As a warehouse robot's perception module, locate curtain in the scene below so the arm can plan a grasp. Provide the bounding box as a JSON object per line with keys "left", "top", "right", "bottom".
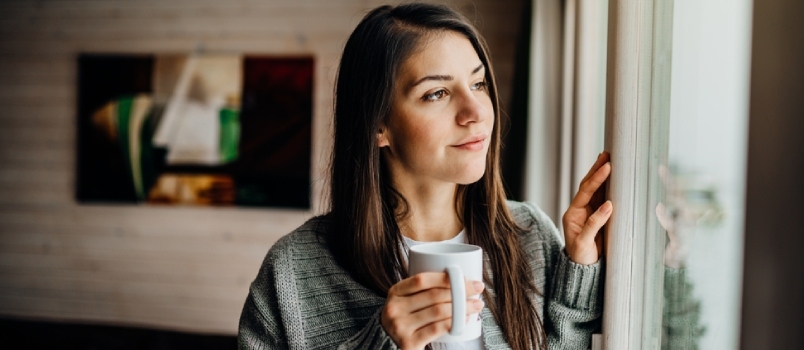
{"left": 523, "top": 0, "right": 607, "bottom": 227}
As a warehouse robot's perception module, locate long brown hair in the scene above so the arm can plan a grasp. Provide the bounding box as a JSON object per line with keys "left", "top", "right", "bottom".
{"left": 327, "top": 4, "right": 546, "bottom": 349}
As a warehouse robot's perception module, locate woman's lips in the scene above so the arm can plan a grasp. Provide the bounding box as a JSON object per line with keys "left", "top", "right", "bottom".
{"left": 452, "top": 137, "right": 486, "bottom": 151}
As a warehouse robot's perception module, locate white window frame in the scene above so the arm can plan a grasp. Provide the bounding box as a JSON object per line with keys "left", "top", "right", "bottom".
{"left": 527, "top": 1, "right": 675, "bottom": 348}
{"left": 601, "top": 0, "right": 674, "bottom": 348}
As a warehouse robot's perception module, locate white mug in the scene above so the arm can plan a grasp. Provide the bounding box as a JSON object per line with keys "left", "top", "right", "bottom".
{"left": 408, "top": 243, "right": 483, "bottom": 342}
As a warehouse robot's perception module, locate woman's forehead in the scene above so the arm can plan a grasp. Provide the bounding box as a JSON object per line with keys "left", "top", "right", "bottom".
{"left": 397, "top": 31, "right": 484, "bottom": 85}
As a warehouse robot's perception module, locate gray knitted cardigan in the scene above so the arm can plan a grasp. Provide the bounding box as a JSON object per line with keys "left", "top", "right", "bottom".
{"left": 238, "top": 201, "right": 603, "bottom": 349}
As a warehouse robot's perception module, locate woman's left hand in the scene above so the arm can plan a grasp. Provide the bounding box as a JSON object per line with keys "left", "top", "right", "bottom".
{"left": 562, "top": 152, "right": 613, "bottom": 265}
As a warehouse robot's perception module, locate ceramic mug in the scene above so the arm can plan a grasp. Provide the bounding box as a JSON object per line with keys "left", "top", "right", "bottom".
{"left": 408, "top": 243, "right": 483, "bottom": 342}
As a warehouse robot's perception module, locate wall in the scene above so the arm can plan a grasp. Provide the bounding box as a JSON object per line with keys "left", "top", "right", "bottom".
{"left": 741, "top": 0, "right": 804, "bottom": 348}
{"left": 0, "top": 0, "right": 525, "bottom": 335}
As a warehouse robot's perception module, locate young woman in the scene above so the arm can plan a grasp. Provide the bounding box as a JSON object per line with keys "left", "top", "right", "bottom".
{"left": 238, "top": 3, "right": 613, "bottom": 350}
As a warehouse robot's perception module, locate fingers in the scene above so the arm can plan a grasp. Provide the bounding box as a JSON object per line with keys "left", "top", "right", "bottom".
{"left": 390, "top": 273, "right": 485, "bottom": 298}
{"left": 401, "top": 318, "right": 450, "bottom": 349}
{"left": 568, "top": 200, "right": 611, "bottom": 264}
{"left": 594, "top": 226, "right": 604, "bottom": 257}
{"left": 390, "top": 272, "right": 450, "bottom": 297}
{"left": 579, "top": 200, "right": 613, "bottom": 243}
{"left": 412, "top": 302, "right": 482, "bottom": 346}
{"left": 404, "top": 280, "right": 484, "bottom": 313}
{"left": 467, "top": 280, "right": 485, "bottom": 297}
{"left": 384, "top": 273, "right": 486, "bottom": 348}
{"left": 384, "top": 297, "right": 484, "bottom": 349}
{"left": 571, "top": 161, "right": 611, "bottom": 209}
{"left": 408, "top": 298, "right": 484, "bottom": 332}
{"left": 580, "top": 151, "right": 610, "bottom": 186}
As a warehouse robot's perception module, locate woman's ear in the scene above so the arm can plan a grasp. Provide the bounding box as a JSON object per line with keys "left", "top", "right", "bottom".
{"left": 377, "top": 125, "right": 390, "bottom": 148}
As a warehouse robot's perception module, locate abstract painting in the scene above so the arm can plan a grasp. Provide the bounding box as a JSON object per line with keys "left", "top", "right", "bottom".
{"left": 76, "top": 54, "right": 313, "bottom": 208}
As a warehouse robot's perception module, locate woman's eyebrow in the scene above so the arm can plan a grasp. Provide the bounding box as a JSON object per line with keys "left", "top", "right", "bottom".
{"left": 406, "top": 63, "right": 486, "bottom": 92}
{"left": 408, "top": 74, "right": 453, "bottom": 92}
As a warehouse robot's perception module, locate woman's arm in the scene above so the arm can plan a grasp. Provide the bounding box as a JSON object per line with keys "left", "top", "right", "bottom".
{"left": 546, "top": 249, "right": 604, "bottom": 349}
{"left": 380, "top": 273, "right": 485, "bottom": 350}
{"left": 517, "top": 153, "right": 611, "bottom": 348}
{"left": 519, "top": 201, "right": 604, "bottom": 350}
{"left": 238, "top": 289, "right": 288, "bottom": 349}
{"left": 336, "top": 310, "right": 400, "bottom": 350}
{"left": 238, "top": 285, "right": 402, "bottom": 350}
{"left": 239, "top": 228, "right": 470, "bottom": 350}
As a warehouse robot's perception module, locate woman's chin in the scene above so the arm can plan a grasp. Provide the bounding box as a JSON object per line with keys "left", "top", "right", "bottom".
{"left": 453, "top": 167, "right": 487, "bottom": 185}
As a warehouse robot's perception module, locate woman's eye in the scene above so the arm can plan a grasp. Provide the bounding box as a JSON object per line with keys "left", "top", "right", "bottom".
{"left": 471, "top": 81, "right": 487, "bottom": 91}
{"left": 423, "top": 89, "right": 447, "bottom": 101}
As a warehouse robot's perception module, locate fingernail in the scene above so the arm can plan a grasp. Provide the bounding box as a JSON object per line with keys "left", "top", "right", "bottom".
{"left": 476, "top": 299, "right": 485, "bottom": 309}
{"left": 602, "top": 201, "right": 612, "bottom": 214}
{"left": 472, "top": 281, "right": 485, "bottom": 292}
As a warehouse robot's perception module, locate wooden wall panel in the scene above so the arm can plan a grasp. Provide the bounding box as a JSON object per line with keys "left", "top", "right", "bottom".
{"left": 0, "top": 0, "right": 525, "bottom": 335}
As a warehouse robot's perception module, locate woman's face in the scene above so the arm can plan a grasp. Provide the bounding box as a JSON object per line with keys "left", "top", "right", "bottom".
{"left": 379, "top": 31, "right": 495, "bottom": 187}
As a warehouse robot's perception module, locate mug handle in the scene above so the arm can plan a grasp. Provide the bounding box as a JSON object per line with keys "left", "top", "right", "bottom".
{"left": 445, "top": 264, "right": 466, "bottom": 336}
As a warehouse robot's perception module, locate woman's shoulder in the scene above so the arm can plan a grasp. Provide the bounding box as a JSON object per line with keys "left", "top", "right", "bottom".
{"left": 505, "top": 200, "right": 564, "bottom": 247}
{"left": 505, "top": 200, "right": 558, "bottom": 230}
{"left": 260, "top": 215, "right": 333, "bottom": 270}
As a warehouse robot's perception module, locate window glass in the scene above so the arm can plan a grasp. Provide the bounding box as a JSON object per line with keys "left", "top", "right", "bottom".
{"left": 659, "top": 0, "right": 752, "bottom": 349}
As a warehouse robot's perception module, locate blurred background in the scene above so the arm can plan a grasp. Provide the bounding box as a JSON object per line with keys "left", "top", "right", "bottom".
{"left": 0, "top": 0, "right": 802, "bottom": 349}
{"left": 0, "top": 0, "right": 530, "bottom": 348}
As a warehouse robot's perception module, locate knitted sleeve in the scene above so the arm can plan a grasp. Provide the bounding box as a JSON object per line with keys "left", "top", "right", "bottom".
{"left": 237, "top": 229, "right": 401, "bottom": 350}
{"left": 239, "top": 291, "right": 287, "bottom": 349}
{"left": 238, "top": 260, "right": 289, "bottom": 349}
{"left": 238, "top": 290, "right": 400, "bottom": 350}
{"left": 519, "top": 201, "right": 604, "bottom": 350}
{"left": 335, "top": 310, "right": 400, "bottom": 350}
{"left": 546, "top": 250, "right": 604, "bottom": 349}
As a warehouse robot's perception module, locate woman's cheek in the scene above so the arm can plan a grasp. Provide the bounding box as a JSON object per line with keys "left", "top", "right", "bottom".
{"left": 407, "top": 122, "right": 438, "bottom": 150}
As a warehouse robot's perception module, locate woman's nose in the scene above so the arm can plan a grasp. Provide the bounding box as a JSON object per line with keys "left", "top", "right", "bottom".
{"left": 455, "top": 90, "right": 488, "bottom": 125}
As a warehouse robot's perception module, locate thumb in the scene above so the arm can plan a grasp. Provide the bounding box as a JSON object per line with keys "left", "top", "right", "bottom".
{"left": 579, "top": 201, "right": 613, "bottom": 244}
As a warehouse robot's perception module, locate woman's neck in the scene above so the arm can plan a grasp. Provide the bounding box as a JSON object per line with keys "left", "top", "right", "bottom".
{"left": 394, "top": 180, "right": 463, "bottom": 242}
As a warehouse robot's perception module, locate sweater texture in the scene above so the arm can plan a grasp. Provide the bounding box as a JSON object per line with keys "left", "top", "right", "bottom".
{"left": 238, "top": 201, "right": 604, "bottom": 349}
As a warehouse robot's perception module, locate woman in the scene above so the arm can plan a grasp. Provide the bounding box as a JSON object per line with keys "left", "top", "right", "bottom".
{"left": 238, "top": 3, "right": 613, "bottom": 350}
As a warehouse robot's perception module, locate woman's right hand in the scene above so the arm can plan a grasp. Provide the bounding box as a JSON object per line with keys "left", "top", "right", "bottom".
{"left": 381, "top": 272, "right": 485, "bottom": 350}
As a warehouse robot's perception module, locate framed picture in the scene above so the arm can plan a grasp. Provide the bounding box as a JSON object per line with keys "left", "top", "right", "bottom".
{"left": 76, "top": 54, "right": 313, "bottom": 208}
